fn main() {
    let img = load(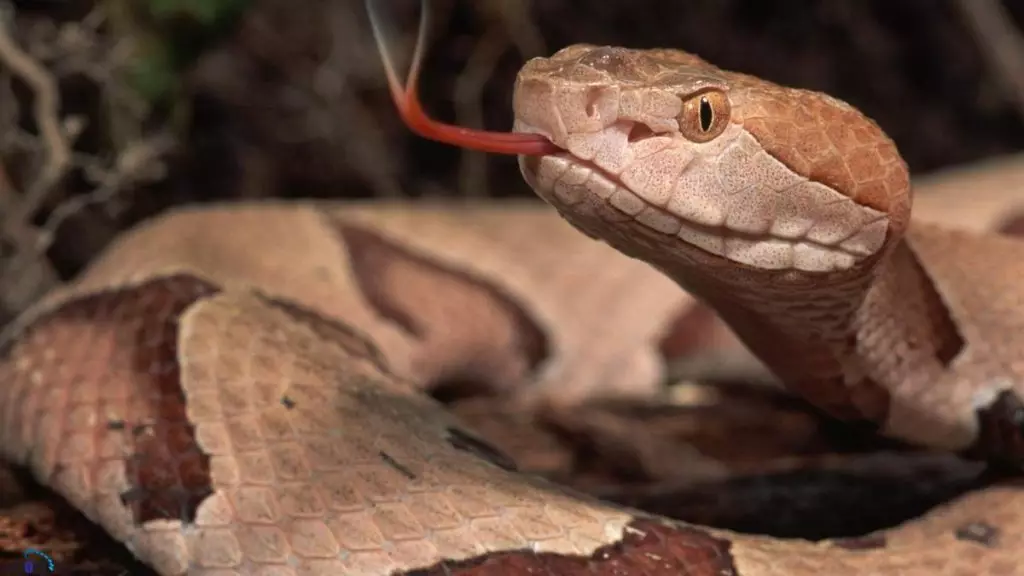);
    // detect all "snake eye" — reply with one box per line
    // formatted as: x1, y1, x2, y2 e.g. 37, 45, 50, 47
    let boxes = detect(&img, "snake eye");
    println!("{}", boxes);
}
678, 89, 730, 143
